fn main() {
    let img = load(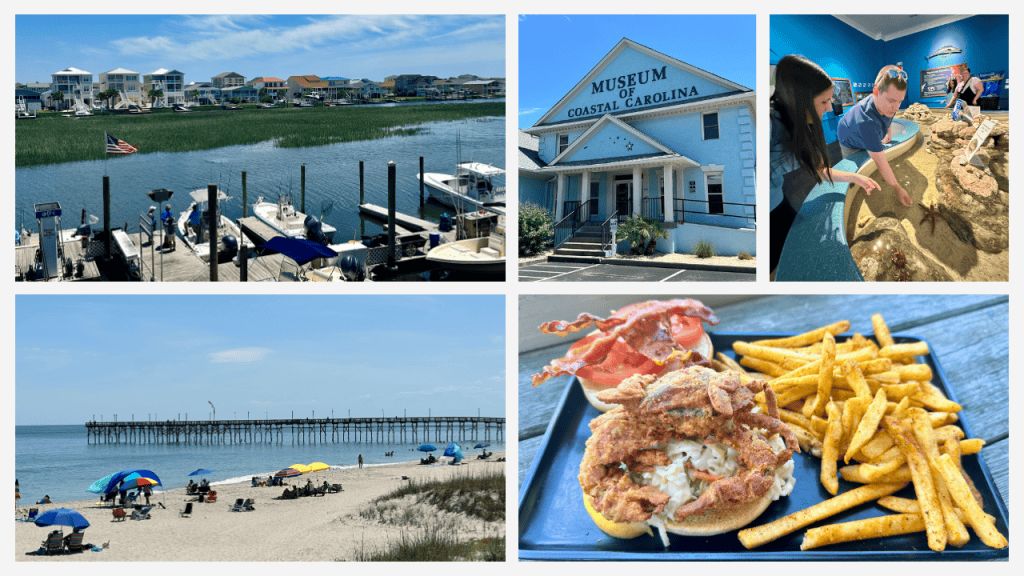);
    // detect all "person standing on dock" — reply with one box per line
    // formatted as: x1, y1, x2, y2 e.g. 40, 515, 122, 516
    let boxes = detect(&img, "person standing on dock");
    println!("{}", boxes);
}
358, 454, 363, 469
163, 206, 176, 251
